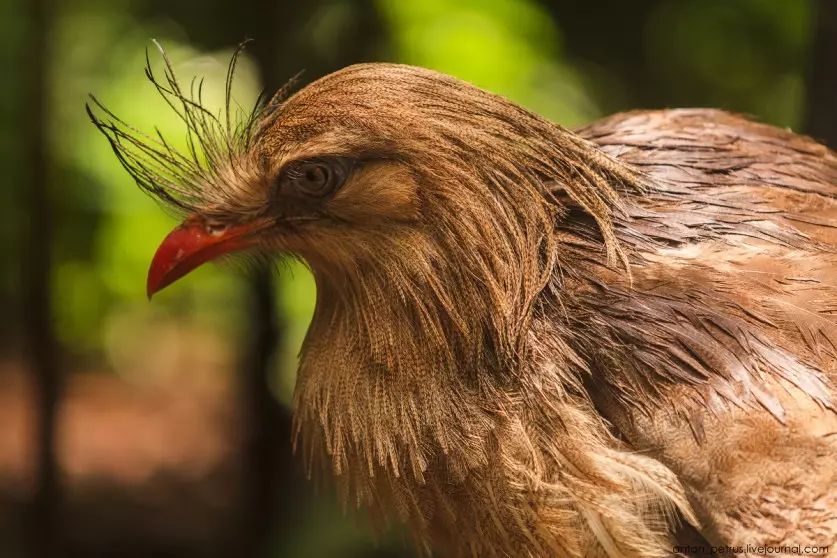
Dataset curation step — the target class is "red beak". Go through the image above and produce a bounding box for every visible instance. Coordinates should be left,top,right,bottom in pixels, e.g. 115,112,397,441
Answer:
146,214,267,298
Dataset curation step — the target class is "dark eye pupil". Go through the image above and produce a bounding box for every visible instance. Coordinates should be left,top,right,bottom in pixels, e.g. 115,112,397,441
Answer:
278,158,349,198
304,166,325,184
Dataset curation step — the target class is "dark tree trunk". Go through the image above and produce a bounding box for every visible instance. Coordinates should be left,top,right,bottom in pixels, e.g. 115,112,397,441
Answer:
24,0,62,554
534,0,663,112
804,0,837,148
234,1,389,555
232,3,316,555
237,265,288,558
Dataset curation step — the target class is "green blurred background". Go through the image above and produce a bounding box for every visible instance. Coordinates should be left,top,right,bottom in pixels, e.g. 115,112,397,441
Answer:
4,0,836,556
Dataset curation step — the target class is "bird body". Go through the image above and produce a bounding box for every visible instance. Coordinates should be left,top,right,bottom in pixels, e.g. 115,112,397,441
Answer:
90,58,837,557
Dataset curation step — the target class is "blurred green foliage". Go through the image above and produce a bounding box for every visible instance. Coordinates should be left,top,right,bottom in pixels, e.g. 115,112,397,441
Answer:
381,0,599,125
5,0,817,555
53,36,259,352
644,0,811,126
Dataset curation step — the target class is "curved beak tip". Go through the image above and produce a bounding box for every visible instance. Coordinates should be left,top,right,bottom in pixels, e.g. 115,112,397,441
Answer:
146,215,264,299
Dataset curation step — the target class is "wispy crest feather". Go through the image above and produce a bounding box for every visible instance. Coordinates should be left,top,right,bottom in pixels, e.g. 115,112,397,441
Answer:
85,40,298,214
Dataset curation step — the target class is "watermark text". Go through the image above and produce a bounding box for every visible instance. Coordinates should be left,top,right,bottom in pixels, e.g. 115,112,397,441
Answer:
674,545,830,555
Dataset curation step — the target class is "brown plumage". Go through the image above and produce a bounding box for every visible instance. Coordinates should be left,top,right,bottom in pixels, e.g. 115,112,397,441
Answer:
89,51,837,557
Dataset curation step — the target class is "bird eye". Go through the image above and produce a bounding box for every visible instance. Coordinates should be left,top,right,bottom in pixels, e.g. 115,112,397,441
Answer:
280,159,348,197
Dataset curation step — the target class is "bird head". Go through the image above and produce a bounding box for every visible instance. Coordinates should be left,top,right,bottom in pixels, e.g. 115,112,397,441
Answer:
89,45,635,378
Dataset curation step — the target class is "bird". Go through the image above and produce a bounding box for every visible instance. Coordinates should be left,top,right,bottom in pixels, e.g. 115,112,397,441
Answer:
88,46,837,557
